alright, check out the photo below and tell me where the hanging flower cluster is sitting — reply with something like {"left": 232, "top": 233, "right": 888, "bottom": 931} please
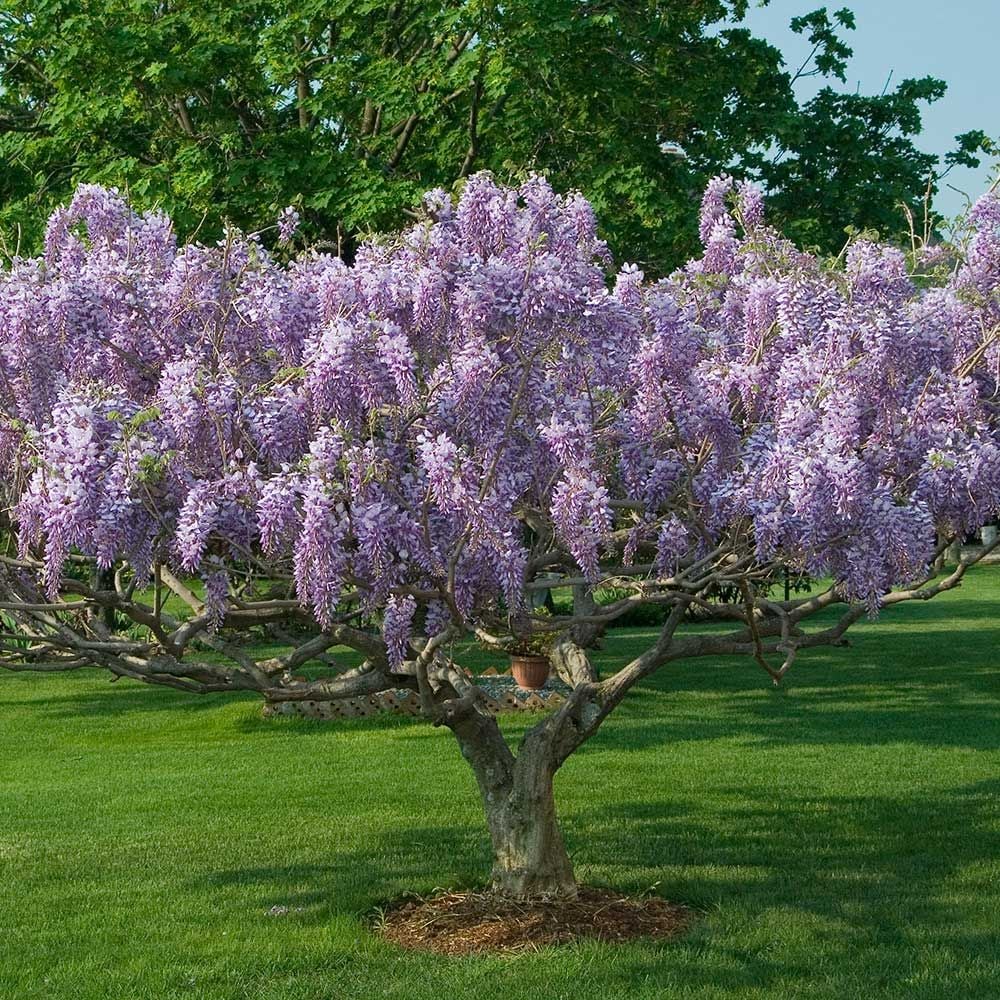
{"left": 3, "top": 174, "right": 1000, "bottom": 654}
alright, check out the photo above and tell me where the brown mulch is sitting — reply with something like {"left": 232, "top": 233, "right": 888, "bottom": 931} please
{"left": 375, "top": 886, "right": 695, "bottom": 956}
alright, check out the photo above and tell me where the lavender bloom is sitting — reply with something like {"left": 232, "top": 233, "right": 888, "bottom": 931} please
{"left": 384, "top": 594, "right": 417, "bottom": 669}
{"left": 277, "top": 206, "right": 300, "bottom": 243}
{"left": 176, "top": 484, "right": 220, "bottom": 571}
{"left": 737, "top": 180, "right": 765, "bottom": 230}
{"left": 293, "top": 483, "right": 346, "bottom": 630}
{"left": 4, "top": 172, "right": 1000, "bottom": 642}
{"left": 203, "top": 568, "right": 229, "bottom": 632}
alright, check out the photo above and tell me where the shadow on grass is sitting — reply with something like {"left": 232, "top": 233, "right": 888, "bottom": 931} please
{"left": 192, "top": 822, "right": 493, "bottom": 923}
{"left": 187, "top": 777, "right": 1000, "bottom": 994}
{"left": 570, "top": 682, "right": 1000, "bottom": 755}
{"left": 378, "top": 632, "right": 1000, "bottom": 755}
{"left": 8, "top": 584, "right": 998, "bottom": 757}
{"left": 573, "top": 777, "right": 1000, "bottom": 903}
{"left": 234, "top": 708, "right": 427, "bottom": 737}
{"left": 9, "top": 690, "right": 242, "bottom": 718}
{"left": 0, "top": 671, "right": 238, "bottom": 717}
{"left": 570, "top": 778, "right": 1000, "bottom": 996}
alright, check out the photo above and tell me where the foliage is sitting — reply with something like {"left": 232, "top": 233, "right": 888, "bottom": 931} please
{"left": 500, "top": 606, "right": 555, "bottom": 657}
{"left": 0, "top": 1, "right": 990, "bottom": 268}
{"left": 5, "top": 176, "right": 999, "bottom": 628}
{"left": 3, "top": 174, "right": 1000, "bottom": 895}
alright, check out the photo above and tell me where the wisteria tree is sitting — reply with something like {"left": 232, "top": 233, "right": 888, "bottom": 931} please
{"left": 2, "top": 175, "right": 1000, "bottom": 898}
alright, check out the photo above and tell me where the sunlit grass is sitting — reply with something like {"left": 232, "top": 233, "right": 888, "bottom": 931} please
{"left": 1, "top": 568, "right": 998, "bottom": 998}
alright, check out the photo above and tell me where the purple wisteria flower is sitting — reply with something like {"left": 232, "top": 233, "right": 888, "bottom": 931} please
{"left": 277, "top": 206, "right": 300, "bottom": 243}
{"left": 3, "top": 173, "right": 1000, "bottom": 631}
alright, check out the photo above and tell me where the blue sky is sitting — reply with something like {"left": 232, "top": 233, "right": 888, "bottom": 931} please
{"left": 740, "top": 0, "right": 998, "bottom": 219}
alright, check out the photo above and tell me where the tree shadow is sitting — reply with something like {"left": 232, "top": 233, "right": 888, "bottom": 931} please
{"left": 184, "top": 778, "right": 1000, "bottom": 994}
{"left": 0, "top": 681, "right": 240, "bottom": 718}
{"left": 574, "top": 682, "right": 1000, "bottom": 755}
{"left": 571, "top": 777, "right": 1000, "bottom": 902}
{"left": 233, "top": 708, "right": 427, "bottom": 737}
{"left": 190, "top": 820, "right": 491, "bottom": 925}
{"left": 569, "top": 607, "right": 1000, "bottom": 755}
{"left": 563, "top": 778, "right": 1000, "bottom": 993}
{"left": 0, "top": 671, "right": 237, "bottom": 718}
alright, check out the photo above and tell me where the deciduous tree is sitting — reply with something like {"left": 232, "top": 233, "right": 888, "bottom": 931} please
{"left": 0, "top": 2, "right": 988, "bottom": 268}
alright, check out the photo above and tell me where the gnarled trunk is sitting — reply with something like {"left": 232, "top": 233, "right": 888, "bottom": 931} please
{"left": 486, "top": 753, "right": 575, "bottom": 898}
{"left": 447, "top": 705, "right": 577, "bottom": 899}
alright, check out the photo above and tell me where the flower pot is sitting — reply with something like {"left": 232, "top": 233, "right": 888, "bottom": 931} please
{"left": 510, "top": 654, "right": 550, "bottom": 691}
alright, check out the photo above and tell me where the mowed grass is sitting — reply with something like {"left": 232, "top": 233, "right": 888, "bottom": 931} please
{"left": 2, "top": 570, "right": 1000, "bottom": 999}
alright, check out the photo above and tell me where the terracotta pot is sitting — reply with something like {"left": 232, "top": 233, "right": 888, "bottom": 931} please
{"left": 510, "top": 654, "right": 550, "bottom": 691}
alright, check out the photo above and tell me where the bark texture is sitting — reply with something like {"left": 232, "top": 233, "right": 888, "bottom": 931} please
{"left": 447, "top": 706, "right": 577, "bottom": 898}
{"left": 487, "top": 739, "right": 575, "bottom": 897}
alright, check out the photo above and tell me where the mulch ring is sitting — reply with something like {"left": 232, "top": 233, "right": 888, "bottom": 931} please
{"left": 375, "top": 886, "right": 695, "bottom": 956}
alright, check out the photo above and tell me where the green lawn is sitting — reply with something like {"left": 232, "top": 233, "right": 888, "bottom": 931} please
{"left": 2, "top": 570, "right": 999, "bottom": 999}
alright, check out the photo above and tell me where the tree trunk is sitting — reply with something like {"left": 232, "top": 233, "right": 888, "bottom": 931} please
{"left": 446, "top": 703, "right": 577, "bottom": 898}
{"left": 484, "top": 734, "right": 576, "bottom": 898}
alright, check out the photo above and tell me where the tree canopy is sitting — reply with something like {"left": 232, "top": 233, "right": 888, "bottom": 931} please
{"left": 3, "top": 175, "right": 1000, "bottom": 895}
{"left": 0, "top": 1, "right": 989, "bottom": 268}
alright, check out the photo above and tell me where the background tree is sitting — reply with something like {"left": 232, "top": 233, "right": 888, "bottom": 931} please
{"left": 743, "top": 10, "right": 993, "bottom": 249}
{"left": 3, "top": 176, "right": 1000, "bottom": 897}
{"left": 0, "top": 1, "right": 989, "bottom": 269}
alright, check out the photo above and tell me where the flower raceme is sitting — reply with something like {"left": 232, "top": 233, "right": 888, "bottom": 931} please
{"left": 2, "top": 175, "right": 1000, "bottom": 658}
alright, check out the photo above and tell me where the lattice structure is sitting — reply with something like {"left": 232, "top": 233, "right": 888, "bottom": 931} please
{"left": 262, "top": 670, "right": 570, "bottom": 720}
